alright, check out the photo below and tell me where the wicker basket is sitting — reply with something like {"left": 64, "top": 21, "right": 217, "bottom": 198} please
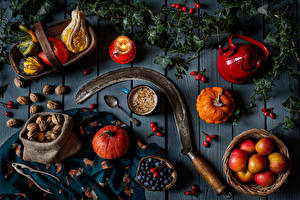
{"left": 136, "top": 156, "right": 177, "bottom": 192}
{"left": 222, "top": 129, "right": 291, "bottom": 196}
{"left": 9, "top": 19, "right": 97, "bottom": 80}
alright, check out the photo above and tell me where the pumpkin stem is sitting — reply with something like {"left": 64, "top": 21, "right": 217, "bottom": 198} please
{"left": 101, "top": 130, "right": 115, "bottom": 137}
{"left": 213, "top": 91, "right": 224, "bottom": 107}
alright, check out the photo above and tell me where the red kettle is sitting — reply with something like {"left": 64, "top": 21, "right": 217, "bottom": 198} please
{"left": 217, "top": 34, "right": 269, "bottom": 84}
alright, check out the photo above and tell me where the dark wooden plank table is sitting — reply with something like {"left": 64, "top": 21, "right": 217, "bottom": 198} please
{"left": 0, "top": 1, "right": 299, "bottom": 200}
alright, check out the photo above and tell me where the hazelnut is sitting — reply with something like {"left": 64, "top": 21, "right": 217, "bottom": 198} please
{"left": 52, "top": 124, "right": 62, "bottom": 134}
{"left": 16, "top": 96, "right": 30, "bottom": 105}
{"left": 39, "top": 121, "right": 49, "bottom": 132}
{"left": 27, "top": 123, "right": 38, "bottom": 132}
{"left": 30, "top": 105, "right": 41, "bottom": 114}
{"left": 27, "top": 131, "right": 37, "bottom": 140}
{"left": 30, "top": 93, "right": 42, "bottom": 103}
{"left": 6, "top": 119, "right": 21, "bottom": 128}
{"left": 37, "top": 132, "right": 45, "bottom": 142}
{"left": 55, "top": 86, "right": 69, "bottom": 95}
{"left": 52, "top": 114, "right": 64, "bottom": 125}
{"left": 14, "top": 76, "right": 27, "bottom": 88}
{"left": 47, "top": 100, "right": 60, "bottom": 110}
{"left": 36, "top": 116, "right": 46, "bottom": 124}
{"left": 43, "top": 85, "right": 54, "bottom": 94}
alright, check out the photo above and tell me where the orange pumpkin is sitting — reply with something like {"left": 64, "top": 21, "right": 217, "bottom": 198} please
{"left": 196, "top": 87, "right": 234, "bottom": 124}
{"left": 92, "top": 125, "right": 130, "bottom": 159}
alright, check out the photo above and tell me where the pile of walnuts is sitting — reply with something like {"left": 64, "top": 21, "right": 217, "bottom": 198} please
{"left": 25, "top": 114, "right": 64, "bottom": 143}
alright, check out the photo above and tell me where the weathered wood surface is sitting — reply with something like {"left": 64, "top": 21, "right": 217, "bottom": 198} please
{"left": 0, "top": 0, "right": 299, "bottom": 200}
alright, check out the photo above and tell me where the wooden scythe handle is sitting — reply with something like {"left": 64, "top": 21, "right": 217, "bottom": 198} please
{"left": 75, "top": 67, "right": 229, "bottom": 196}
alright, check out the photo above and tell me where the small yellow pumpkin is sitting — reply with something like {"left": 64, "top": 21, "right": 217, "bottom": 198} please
{"left": 61, "top": 6, "right": 90, "bottom": 53}
{"left": 23, "top": 56, "right": 44, "bottom": 75}
{"left": 196, "top": 87, "right": 234, "bottom": 124}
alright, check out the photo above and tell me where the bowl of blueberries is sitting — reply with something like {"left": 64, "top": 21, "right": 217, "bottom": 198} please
{"left": 136, "top": 156, "right": 177, "bottom": 191}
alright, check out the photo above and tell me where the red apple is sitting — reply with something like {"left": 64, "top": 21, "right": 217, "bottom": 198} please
{"left": 255, "top": 137, "right": 274, "bottom": 156}
{"left": 229, "top": 149, "right": 248, "bottom": 172}
{"left": 236, "top": 170, "right": 254, "bottom": 183}
{"left": 268, "top": 152, "right": 287, "bottom": 174}
{"left": 239, "top": 139, "right": 256, "bottom": 154}
{"left": 248, "top": 154, "right": 267, "bottom": 174}
{"left": 255, "top": 170, "right": 275, "bottom": 187}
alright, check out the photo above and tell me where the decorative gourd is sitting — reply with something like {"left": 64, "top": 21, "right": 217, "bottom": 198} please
{"left": 23, "top": 56, "right": 44, "bottom": 75}
{"left": 61, "top": 7, "right": 90, "bottom": 53}
{"left": 196, "top": 87, "right": 235, "bottom": 124}
{"left": 92, "top": 125, "right": 130, "bottom": 160}
{"left": 17, "top": 24, "right": 38, "bottom": 56}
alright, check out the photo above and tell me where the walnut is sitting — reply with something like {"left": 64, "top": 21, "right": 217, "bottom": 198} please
{"left": 36, "top": 116, "right": 46, "bottom": 124}
{"left": 16, "top": 96, "right": 30, "bottom": 105}
{"left": 38, "top": 121, "right": 49, "bottom": 132}
{"left": 6, "top": 119, "right": 21, "bottom": 128}
{"left": 27, "top": 123, "right": 38, "bottom": 132}
{"left": 30, "top": 93, "right": 42, "bottom": 103}
{"left": 30, "top": 105, "right": 41, "bottom": 114}
{"left": 52, "top": 124, "right": 62, "bottom": 134}
{"left": 45, "top": 131, "right": 57, "bottom": 141}
{"left": 52, "top": 114, "right": 64, "bottom": 125}
{"left": 14, "top": 76, "right": 27, "bottom": 88}
{"left": 46, "top": 115, "right": 52, "bottom": 123}
{"left": 47, "top": 100, "right": 60, "bottom": 110}
{"left": 37, "top": 132, "right": 45, "bottom": 142}
{"left": 27, "top": 131, "right": 37, "bottom": 141}
{"left": 43, "top": 85, "right": 54, "bottom": 94}
{"left": 55, "top": 86, "right": 69, "bottom": 95}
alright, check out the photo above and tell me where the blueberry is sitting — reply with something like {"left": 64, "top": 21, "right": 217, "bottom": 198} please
{"left": 163, "top": 179, "right": 168, "bottom": 185}
{"left": 168, "top": 177, "right": 173, "bottom": 182}
{"left": 145, "top": 163, "right": 149, "bottom": 167}
{"left": 159, "top": 177, "right": 163, "bottom": 181}
{"left": 152, "top": 186, "right": 156, "bottom": 191}
{"left": 160, "top": 184, "right": 164, "bottom": 188}
{"left": 155, "top": 162, "right": 160, "bottom": 167}
{"left": 167, "top": 168, "right": 172, "bottom": 174}
{"left": 148, "top": 158, "right": 153, "bottom": 162}
{"left": 150, "top": 180, "right": 153, "bottom": 185}
{"left": 144, "top": 182, "right": 149, "bottom": 187}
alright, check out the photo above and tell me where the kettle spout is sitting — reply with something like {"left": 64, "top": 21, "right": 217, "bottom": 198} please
{"left": 218, "top": 45, "right": 224, "bottom": 55}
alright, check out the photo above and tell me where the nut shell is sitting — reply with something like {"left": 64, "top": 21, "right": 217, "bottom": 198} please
{"left": 36, "top": 116, "right": 46, "bottom": 124}
{"left": 30, "top": 93, "right": 42, "bottom": 103}
{"left": 6, "top": 118, "right": 21, "bottom": 128}
{"left": 47, "top": 100, "right": 60, "bottom": 110}
{"left": 27, "top": 123, "right": 38, "bottom": 132}
{"left": 16, "top": 96, "right": 30, "bottom": 105}
{"left": 27, "top": 131, "right": 37, "bottom": 140}
{"left": 52, "top": 114, "right": 64, "bottom": 125}
{"left": 43, "top": 85, "right": 54, "bottom": 94}
{"left": 55, "top": 86, "right": 69, "bottom": 95}
{"left": 14, "top": 76, "right": 27, "bottom": 88}
{"left": 39, "top": 121, "right": 49, "bottom": 132}
{"left": 52, "top": 124, "right": 62, "bottom": 134}
{"left": 30, "top": 105, "right": 41, "bottom": 114}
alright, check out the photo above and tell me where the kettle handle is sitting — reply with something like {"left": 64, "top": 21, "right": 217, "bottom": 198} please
{"left": 229, "top": 34, "right": 269, "bottom": 61}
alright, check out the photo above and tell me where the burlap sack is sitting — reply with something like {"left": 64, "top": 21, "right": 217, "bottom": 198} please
{"left": 19, "top": 112, "right": 82, "bottom": 164}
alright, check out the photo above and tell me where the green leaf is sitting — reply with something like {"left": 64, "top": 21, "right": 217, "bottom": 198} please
{"left": 154, "top": 56, "right": 173, "bottom": 69}
{"left": 0, "top": 84, "right": 8, "bottom": 98}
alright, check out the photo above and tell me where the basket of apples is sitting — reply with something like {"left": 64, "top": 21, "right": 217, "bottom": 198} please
{"left": 223, "top": 129, "right": 291, "bottom": 196}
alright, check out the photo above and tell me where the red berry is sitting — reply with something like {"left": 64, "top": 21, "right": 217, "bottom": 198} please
{"left": 150, "top": 168, "right": 157, "bottom": 173}
{"left": 185, "top": 191, "right": 192, "bottom": 195}
{"left": 189, "top": 8, "right": 195, "bottom": 14}
{"left": 83, "top": 69, "right": 90, "bottom": 75}
{"left": 191, "top": 185, "right": 197, "bottom": 191}
{"left": 89, "top": 104, "right": 96, "bottom": 110}
{"left": 201, "top": 75, "right": 206, "bottom": 82}
{"left": 179, "top": 8, "right": 182, "bottom": 12}
{"left": 182, "top": 6, "right": 187, "bottom": 12}
{"left": 203, "top": 140, "right": 209, "bottom": 147}
{"left": 190, "top": 71, "right": 197, "bottom": 76}
{"left": 5, "top": 111, "right": 12, "bottom": 118}
{"left": 206, "top": 135, "right": 212, "bottom": 142}
{"left": 194, "top": 3, "right": 200, "bottom": 8}
{"left": 7, "top": 101, "right": 13, "bottom": 105}
{"left": 153, "top": 172, "right": 158, "bottom": 178}
{"left": 150, "top": 122, "right": 156, "bottom": 128}
{"left": 6, "top": 104, "right": 14, "bottom": 109}
{"left": 195, "top": 74, "right": 202, "bottom": 80}
{"left": 269, "top": 113, "right": 276, "bottom": 119}
{"left": 171, "top": 3, "right": 176, "bottom": 8}
{"left": 152, "top": 126, "right": 158, "bottom": 132}
{"left": 210, "top": 134, "right": 217, "bottom": 139}
{"left": 175, "top": 4, "right": 180, "bottom": 9}
{"left": 264, "top": 111, "right": 270, "bottom": 116}
{"left": 261, "top": 107, "right": 267, "bottom": 112}
{"left": 156, "top": 132, "right": 162, "bottom": 137}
